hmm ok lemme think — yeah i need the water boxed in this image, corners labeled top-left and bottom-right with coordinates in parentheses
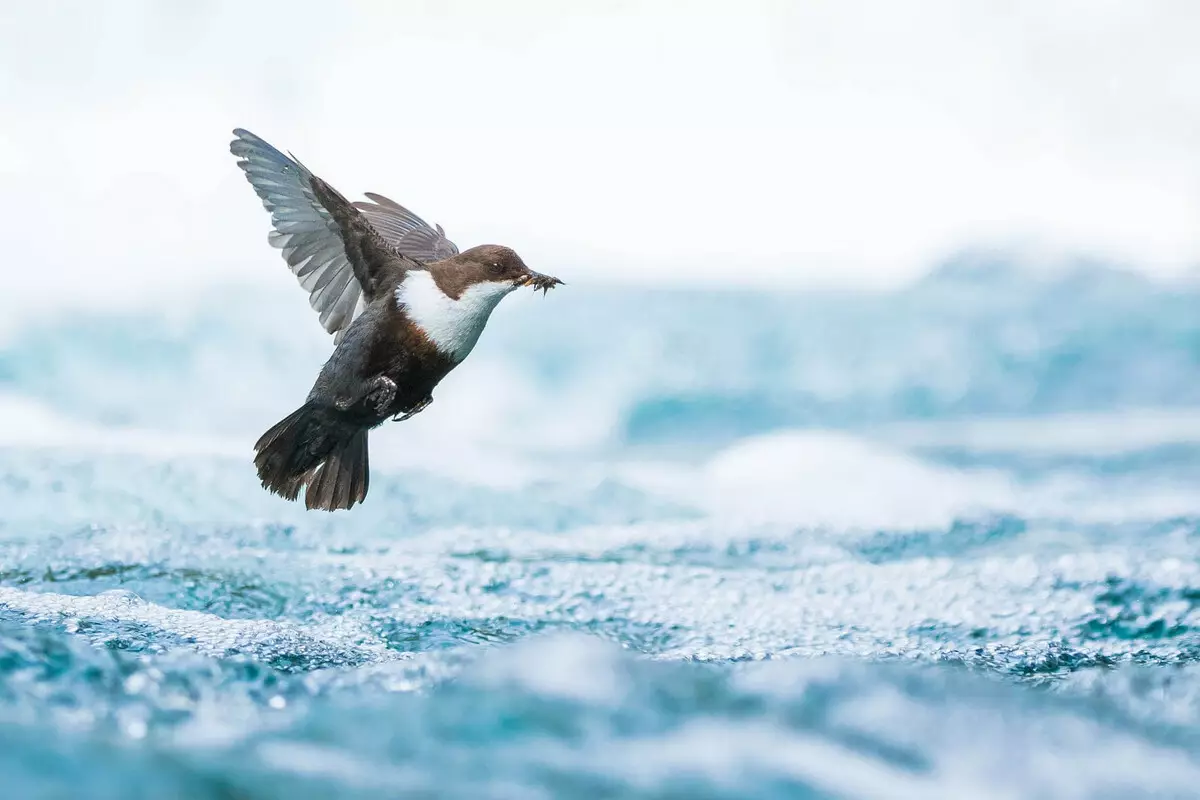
top-left (2, 254), bottom-right (1200, 798)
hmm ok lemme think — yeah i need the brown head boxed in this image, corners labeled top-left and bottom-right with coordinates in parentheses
top-left (428, 244), bottom-right (563, 299)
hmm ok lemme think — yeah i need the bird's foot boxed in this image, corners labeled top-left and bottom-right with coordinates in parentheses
top-left (336, 375), bottom-right (397, 415)
top-left (365, 376), bottom-right (398, 414)
top-left (393, 396), bottom-right (432, 422)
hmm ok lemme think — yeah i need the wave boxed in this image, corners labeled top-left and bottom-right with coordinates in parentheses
top-left (3, 627), bottom-right (1199, 799)
top-left (3, 251), bottom-right (1200, 798)
top-left (2, 255), bottom-right (1199, 454)
top-left (0, 586), bottom-right (390, 670)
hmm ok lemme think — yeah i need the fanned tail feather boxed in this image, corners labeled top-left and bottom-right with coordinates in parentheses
top-left (253, 403), bottom-right (370, 511)
top-left (303, 430), bottom-right (369, 511)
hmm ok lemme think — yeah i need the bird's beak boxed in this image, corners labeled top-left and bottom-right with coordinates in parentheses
top-left (516, 271), bottom-right (564, 295)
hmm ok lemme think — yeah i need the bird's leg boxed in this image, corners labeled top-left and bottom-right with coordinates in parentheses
top-left (335, 375), bottom-right (397, 416)
top-left (393, 395), bottom-right (432, 422)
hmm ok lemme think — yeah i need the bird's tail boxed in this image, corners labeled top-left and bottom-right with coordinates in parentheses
top-left (253, 403), bottom-right (370, 511)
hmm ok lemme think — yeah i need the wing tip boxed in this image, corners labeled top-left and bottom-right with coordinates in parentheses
top-left (361, 192), bottom-right (400, 209)
top-left (229, 128), bottom-right (300, 170)
top-left (229, 127), bottom-right (258, 151)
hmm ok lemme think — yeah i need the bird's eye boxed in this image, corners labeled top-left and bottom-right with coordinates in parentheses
top-left (489, 261), bottom-right (504, 275)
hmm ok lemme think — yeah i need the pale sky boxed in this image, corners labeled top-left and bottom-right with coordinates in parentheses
top-left (2, 0), bottom-right (1199, 307)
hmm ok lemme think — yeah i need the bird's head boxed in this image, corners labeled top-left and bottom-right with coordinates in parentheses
top-left (447, 244), bottom-right (563, 297)
top-left (399, 244), bottom-right (563, 363)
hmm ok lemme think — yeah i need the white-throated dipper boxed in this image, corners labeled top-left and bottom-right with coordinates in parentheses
top-left (230, 128), bottom-right (562, 511)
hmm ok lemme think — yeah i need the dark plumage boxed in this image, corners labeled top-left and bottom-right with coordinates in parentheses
top-left (230, 129), bottom-right (562, 511)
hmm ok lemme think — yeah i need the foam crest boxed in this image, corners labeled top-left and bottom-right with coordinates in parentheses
top-left (0, 588), bottom-right (390, 670)
top-left (624, 430), bottom-right (1015, 530)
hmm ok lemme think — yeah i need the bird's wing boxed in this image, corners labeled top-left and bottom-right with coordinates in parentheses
top-left (230, 129), bottom-right (448, 342)
top-left (353, 193), bottom-right (460, 263)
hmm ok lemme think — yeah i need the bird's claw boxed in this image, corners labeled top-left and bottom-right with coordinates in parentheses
top-left (367, 377), bottom-right (398, 414)
top-left (393, 396), bottom-right (432, 422)
top-left (336, 375), bottom-right (397, 414)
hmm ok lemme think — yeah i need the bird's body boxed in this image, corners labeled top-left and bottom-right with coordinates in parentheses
top-left (229, 129), bottom-right (561, 511)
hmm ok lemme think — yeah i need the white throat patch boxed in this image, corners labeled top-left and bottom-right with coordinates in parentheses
top-left (395, 271), bottom-right (515, 361)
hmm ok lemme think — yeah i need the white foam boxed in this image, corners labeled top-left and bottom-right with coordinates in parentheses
top-left (0, 390), bottom-right (572, 493)
top-left (476, 633), bottom-right (627, 705)
top-left (685, 427), bottom-right (1200, 529)
top-left (0, 394), bottom-right (245, 460)
top-left (256, 741), bottom-right (420, 790)
top-left (0, 586), bottom-right (392, 666)
top-left (879, 408), bottom-right (1200, 455)
top-left (638, 430), bottom-right (1017, 530)
top-left (603, 720), bottom-right (984, 800)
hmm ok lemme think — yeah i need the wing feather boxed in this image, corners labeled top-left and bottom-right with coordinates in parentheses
top-left (231, 129), bottom-right (364, 342)
top-left (353, 192), bottom-right (459, 263)
top-left (230, 129), bottom-right (459, 342)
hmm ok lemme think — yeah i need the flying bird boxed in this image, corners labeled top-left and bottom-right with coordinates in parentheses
top-left (229, 128), bottom-right (562, 511)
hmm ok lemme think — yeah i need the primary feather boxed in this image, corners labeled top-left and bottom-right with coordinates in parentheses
top-left (230, 128), bottom-right (459, 341)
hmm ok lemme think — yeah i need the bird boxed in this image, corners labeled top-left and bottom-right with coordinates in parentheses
top-left (229, 128), bottom-right (562, 511)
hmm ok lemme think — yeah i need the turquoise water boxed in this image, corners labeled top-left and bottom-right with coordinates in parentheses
top-left (2, 256), bottom-right (1200, 797)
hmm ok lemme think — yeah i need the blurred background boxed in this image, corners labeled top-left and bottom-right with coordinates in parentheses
top-left (3, 3), bottom-right (1200, 798)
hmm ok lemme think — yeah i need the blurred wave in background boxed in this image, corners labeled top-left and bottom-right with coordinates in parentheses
top-left (3, 2), bottom-right (1200, 798)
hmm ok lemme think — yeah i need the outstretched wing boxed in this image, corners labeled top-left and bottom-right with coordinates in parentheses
top-left (353, 193), bottom-right (460, 263)
top-left (231, 129), bottom-right (366, 339)
top-left (230, 129), bottom-right (458, 341)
